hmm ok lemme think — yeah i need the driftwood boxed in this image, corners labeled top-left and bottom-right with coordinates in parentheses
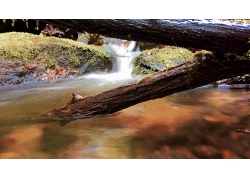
top-left (39, 19), bottom-right (250, 55)
top-left (45, 56), bottom-right (250, 119)
top-left (235, 129), bottom-right (250, 134)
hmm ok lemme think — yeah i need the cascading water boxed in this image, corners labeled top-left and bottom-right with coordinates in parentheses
top-left (104, 38), bottom-right (141, 75)
top-left (82, 38), bottom-right (141, 83)
top-left (0, 38), bottom-right (142, 107)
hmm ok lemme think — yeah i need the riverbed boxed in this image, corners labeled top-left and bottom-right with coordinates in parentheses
top-left (0, 74), bottom-right (249, 159)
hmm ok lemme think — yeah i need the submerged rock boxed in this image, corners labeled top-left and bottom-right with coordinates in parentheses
top-left (192, 145), bottom-right (222, 159)
top-left (0, 32), bottom-right (112, 86)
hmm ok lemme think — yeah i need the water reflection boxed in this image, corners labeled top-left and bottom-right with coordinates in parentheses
top-left (0, 84), bottom-right (249, 158)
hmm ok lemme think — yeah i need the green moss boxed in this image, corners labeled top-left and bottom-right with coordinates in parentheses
top-left (0, 32), bottom-right (111, 69)
top-left (11, 19), bottom-right (16, 27)
top-left (35, 20), bottom-right (39, 30)
top-left (132, 46), bottom-right (194, 74)
top-left (194, 50), bottom-right (238, 67)
top-left (136, 73), bottom-right (155, 84)
top-left (194, 50), bottom-right (214, 60)
top-left (133, 46), bottom-right (195, 87)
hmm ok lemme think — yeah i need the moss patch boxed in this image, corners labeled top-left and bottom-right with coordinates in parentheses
top-left (0, 32), bottom-right (113, 86)
top-left (132, 46), bottom-right (194, 75)
top-left (0, 32), bottom-right (111, 71)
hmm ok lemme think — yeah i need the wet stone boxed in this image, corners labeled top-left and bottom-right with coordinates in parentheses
top-left (14, 60), bottom-right (22, 66)
top-left (12, 68), bottom-right (23, 76)
top-left (26, 63), bottom-right (37, 70)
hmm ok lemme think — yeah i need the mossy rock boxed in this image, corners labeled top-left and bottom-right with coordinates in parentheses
top-left (0, 32), bottom-right (112, 73)
top-left (132, 46), bottom-right (194, 75)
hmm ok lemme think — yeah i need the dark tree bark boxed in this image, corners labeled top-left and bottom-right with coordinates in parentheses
top-left (0, 19), bottom-right (46, 35)
top-left (39, 19), bottom-right (250, 55)
top-left (45, 57), bottom-right (250, 119)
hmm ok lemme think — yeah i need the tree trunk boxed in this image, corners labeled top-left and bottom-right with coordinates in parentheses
top-left (39, 19), bottom-right (250, 55)
top-left (45, 57), bottom-right (250, 119)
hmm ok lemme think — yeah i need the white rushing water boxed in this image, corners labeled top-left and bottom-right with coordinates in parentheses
top-left (83, 38), bottom-right (141, 82)
top-left (0, 38), bottom-right (142, 107)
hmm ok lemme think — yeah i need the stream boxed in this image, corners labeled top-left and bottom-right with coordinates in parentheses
top-left (0, 39), bottom-right (250, 159)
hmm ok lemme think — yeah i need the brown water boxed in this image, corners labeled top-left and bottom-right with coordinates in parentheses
top-left (0, 75), bottom-right (250, 159)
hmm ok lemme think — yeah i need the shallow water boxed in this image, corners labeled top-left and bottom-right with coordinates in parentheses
top-left (1, 38), bottom-right (250, 159)
top-left (0, 74), bottom-right (250, 158)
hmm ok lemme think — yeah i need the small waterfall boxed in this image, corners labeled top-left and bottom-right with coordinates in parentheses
top-left (82, 38), bottom-right (141, 84)
top-left (102, 38), bottom-right (141, 77)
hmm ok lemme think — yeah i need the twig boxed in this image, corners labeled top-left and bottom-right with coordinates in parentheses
top-left (235, 129), bottom-right (250, 134)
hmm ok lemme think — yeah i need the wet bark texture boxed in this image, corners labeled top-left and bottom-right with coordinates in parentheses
top-left (40, 19), bottom-right (250, 55)
top-left (45, 58), bottom-right (250, 119)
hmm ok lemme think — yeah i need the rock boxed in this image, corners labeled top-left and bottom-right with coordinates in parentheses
top-left (150, 145), bottom-right (196, 159)
top-left (132, 46), bottom-right (193, 75)
top-left (221, 149), bottom-right (240, 159)
top-left (0, 32), bottom-right (112, 86)
top-left (192, 145), bottom-right (223, 159)
top-left (26, 63), bottom-right (37, 70)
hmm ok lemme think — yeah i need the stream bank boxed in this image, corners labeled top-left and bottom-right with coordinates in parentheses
top-left (1, 32), bottom-right (249, 88)
top-left (0, 32), bottom-right (112, 86)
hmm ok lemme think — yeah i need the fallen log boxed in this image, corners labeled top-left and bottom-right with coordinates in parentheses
top-left (0, 19), bottom-right (46, 34)
top-left (45, 55), bottom-right (250, 119)
top-left (39, 19), bottom-right (250, 55)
